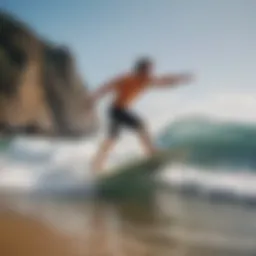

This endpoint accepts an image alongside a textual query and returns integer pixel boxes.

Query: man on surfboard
[91,57,193,171]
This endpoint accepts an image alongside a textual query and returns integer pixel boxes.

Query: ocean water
[1,117,256,255]
[157,117,256,203]
[1,190,256,255]
[1,116,256,202]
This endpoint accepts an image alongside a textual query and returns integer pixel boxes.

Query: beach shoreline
[1,192,256,256]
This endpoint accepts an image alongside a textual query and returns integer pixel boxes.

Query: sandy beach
[0,196,165,256]
[1,192,256,256]
[0,210,79,256]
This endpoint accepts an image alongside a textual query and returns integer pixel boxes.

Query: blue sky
[1,0,256,178]
[2,0,256,127]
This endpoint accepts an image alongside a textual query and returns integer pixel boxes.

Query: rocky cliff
[0,11,98,137]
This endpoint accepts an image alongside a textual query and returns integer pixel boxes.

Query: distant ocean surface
[1,116,256,203]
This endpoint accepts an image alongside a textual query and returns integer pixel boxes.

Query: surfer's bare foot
[148,147,158,155]
[150,147,164,156]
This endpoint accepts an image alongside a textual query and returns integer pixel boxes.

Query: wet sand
[0,198,162,256]
[0,210,78,256]
[0,192,256,256]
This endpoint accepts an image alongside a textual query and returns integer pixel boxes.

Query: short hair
[134,57,153,73]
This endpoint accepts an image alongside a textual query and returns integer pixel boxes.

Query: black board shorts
[108,106,144,138]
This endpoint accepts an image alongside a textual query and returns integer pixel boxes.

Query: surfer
[90,57,193,171]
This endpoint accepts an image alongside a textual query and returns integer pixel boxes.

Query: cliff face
[0,11,98,137]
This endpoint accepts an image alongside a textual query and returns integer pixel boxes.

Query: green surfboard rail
[96,149,185,197]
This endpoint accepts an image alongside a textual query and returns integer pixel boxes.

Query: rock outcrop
[0,11,98,137]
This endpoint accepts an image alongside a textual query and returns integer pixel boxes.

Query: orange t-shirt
[113,74,150,108]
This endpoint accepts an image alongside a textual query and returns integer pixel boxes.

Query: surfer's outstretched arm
[151,73,194,88]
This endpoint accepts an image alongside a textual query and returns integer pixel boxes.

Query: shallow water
[1,190,256,256]
[1,134,256,256]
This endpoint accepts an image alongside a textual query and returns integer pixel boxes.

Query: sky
[2,0,256,130]
[1,0,256,182]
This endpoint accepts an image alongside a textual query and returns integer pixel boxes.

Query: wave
[160,164,256,204]
[157,116,256,170]
[155,116,256,203]
[1,116,256,202]
[0,136,95,194]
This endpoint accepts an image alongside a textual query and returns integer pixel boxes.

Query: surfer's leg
[118,109,158,156]
[137,126,157,156]
[92,111,121,172]
[91,138,116,172]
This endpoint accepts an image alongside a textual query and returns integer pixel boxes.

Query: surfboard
[96,149,184,197]
[31,149,186,198]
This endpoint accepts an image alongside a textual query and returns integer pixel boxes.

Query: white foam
[2,136,256,199]
[161,164,256,198]
[0,137,96,192]
[0,164,36,190]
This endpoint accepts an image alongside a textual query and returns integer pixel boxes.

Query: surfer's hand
[151,72,195,88]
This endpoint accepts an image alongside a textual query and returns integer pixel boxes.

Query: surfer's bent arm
[91,77,122,102]
[150,73,194,88]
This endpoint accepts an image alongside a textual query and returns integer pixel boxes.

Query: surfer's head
[134,57,154,77]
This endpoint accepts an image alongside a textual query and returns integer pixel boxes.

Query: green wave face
[157,116,256,170]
